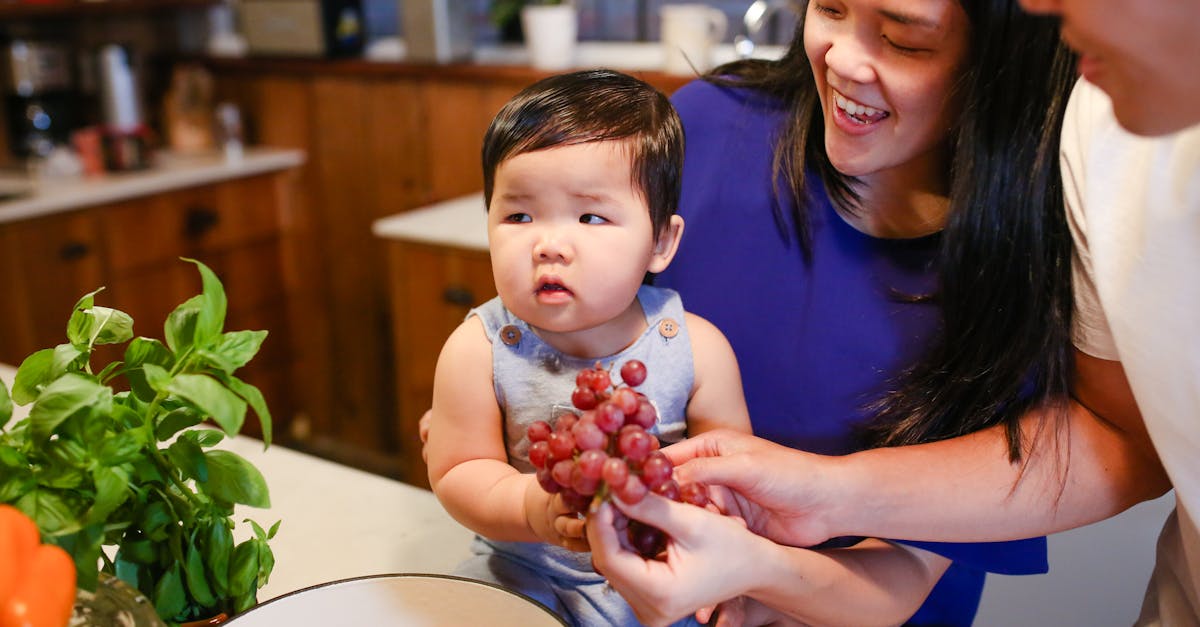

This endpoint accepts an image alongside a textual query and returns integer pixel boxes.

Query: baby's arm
[425,317,567,546]
[684,312,752,435]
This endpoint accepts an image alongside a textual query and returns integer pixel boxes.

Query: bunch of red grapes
[526,359,709,557]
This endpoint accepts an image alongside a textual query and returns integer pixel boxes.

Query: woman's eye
[883,36,927,54]
[504,213,531,223]
[812,3,842,17]
[580,214,608,225]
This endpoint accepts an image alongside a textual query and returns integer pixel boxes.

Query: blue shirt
[657,79,1047,626]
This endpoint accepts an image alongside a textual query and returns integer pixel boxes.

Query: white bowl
[224,574,566,626]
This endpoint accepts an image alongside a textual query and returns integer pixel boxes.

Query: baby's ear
[648,215,685,273]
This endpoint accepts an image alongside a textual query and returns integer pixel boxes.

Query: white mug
[660,4,728,76]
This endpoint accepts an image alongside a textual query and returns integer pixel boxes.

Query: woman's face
[805,0,970,181]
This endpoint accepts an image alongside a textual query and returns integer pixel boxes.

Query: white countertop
[0,364,474,603]
[371,192,488,251]
[0,147,305,225]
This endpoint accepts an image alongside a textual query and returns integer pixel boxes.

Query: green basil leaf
[204,522,233,597]
[45,437,88,468]
[228,540,259,607]
[167,437,208,483]
[153,564,188,620]
[255,538,274,587]
[164,296,202,355]
[266,520,281,540]
[114,556,140,589]
[189,429,226,448]
[65,287,105,345]
[29,373,112,441]
[117,536,158,565]
[94,431,145,466]
[139,500,173,542]
[154,407,203,441]
[200,450,270,508]
[198,330,267,374]
[185,258,228,348]
[220,375,272,447]
[68,306,134,348]
[0,474,31,502]
[184,539,217,609]
[0,379,11,430]
[12,348,54,405]
[87,466,132,524]
[16,488,79,534]
[125,338,175,402]
[168,374,246,437]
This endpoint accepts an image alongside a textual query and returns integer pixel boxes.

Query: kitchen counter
[0,364,474,604]
[371,192,487,250]
[0,147,305,225]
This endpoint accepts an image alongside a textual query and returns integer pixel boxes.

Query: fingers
[657,429,729,466]
[611,491,712,544]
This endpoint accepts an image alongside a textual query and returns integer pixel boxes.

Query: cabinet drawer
[0,210,105,361]
[102,176,281,274]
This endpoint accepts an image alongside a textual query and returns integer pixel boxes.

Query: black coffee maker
[2,39,80,159]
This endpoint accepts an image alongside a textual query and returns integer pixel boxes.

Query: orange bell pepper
[0,505,76,627]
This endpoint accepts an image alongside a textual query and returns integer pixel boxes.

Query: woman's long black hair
[707,0,1078,460]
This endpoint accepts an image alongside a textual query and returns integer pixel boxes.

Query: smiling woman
[585,0,1082,624]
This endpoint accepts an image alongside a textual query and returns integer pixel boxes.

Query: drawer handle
[442,286,474,307]
[184,207,219,238]
[59,241,90,261]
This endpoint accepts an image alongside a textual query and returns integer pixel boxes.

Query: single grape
[571,386,598,410]
[528,440,550,469]
[611,387,639,415]
[551,459,575,488]
[594,401,625,434]
[679,482,710,508]
[640,452,673,490]
[601,456,629,487]
[537,467,562,493]
[653,478,680,501]
[528,420,552,443]
[576,368,596,389]
[554,413,579,433]
[561,489,591,514]
[571,419,606,451]
[613,474,649,504]
[589,368,611,393]
[629,400,657,430]
[547,431,576,461]
[571,465,600,496]
[628,520,667,557]
[620,360,647,387]
[577,449,607,480]
[617,427,653,463]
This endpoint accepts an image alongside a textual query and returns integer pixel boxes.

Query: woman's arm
[587,494,949,627]
[667,350,1169,546]
[683,312,752,435]
[426,318,571,547]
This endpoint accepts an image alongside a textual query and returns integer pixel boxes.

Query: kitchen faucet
[734,0,799,58]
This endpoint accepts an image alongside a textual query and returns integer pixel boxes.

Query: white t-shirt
[1061,79,1200,626]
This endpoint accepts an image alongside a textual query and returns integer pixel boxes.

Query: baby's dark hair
[482,69,683,239]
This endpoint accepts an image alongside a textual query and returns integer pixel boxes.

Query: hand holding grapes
[526,359,712,557]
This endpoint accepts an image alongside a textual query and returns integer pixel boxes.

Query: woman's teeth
[834,93,888,123]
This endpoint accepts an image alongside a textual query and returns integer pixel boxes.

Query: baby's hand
[525,480,590,552]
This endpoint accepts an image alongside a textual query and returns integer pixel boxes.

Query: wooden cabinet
[386,240,495,487]
[0,171,296,440]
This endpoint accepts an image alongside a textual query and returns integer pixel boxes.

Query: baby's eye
[580,214,608,225]
[504,213,531,223]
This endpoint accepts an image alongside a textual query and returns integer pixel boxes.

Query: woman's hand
[663,429,842,547]
[586,493,768,627]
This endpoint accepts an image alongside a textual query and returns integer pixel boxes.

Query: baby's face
[487,140,662,343]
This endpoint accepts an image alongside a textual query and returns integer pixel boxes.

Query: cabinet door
[388,240,496,488]
[0,210,105,363]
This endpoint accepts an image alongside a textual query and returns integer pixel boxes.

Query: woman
[588,0,1083,625]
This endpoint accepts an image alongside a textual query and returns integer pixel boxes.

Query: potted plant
[0,258,278,625]
[491,0,576,69]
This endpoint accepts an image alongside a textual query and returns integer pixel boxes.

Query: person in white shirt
[587,0,1200,624]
